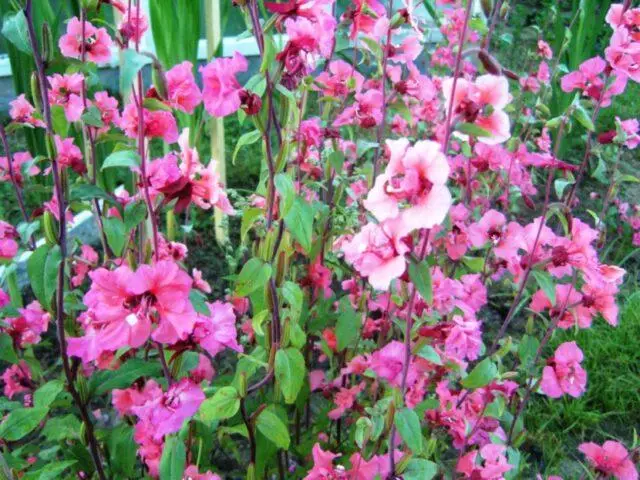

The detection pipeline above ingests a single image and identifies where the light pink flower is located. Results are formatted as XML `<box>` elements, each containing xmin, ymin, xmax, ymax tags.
<box><xmin>118</xmin><ymin>7</ymin><xmax>149</xmax><ymax>43</ymax></box>
<box><xmin>606</xmin><ymin>27</ymin><xmax>640</xmax><ymax>83</ymax></box>
<box><xmin>48</xmin><ymin>73</ymin><xmax>85</xmax><ymax>122</ymax></box>
<box><xmin>183</xmin><ymin>465</ymin><xmax>222</xmax><ymax>480</ymax></box>
<box><xmin>561</xmin><ymin>56</ymin><xmax>628</xmax><ymax>106</ymax></box>
<box><xmin>365</xmin><ymin>138</ymin><xmax>451</xmax><ymax>233</ymax></box>
<box><xmin>59</xmin><ymin>17</ymin><xmax>113</xmax><ymax>64</ymax></box>
<box><xmin>328</xmin><ymin>382</ymin><xmax>365</xmax><ymax>419</ymax></box>
<box><xmin>579</xmin><ymin>440</ymin><xmax>638</xmax><ymax>480</ymax></box>
<box><xmin>0</xmin><ymin>221</ymin><xmax>19</xmax><ymax>259</ymax></box>
<box><xmin>370</xmin><ymin>341</ymin><xmax>409</xmax><ymax>387</ymax></box>
<box><xmin>92</xmin><ymin>91</ymin><xmax>120</xmax><ymax>134</ymax></box>
<box><xmin>166</xmin><ymin>61</ymin><xmax>202</xmax><ymax>114</ymax></box>
<box><xmin>200</xmin><ymin>52</ymin><xmax>248</xmax><ymax>117</ymax></box>
<box><xmin>0</xmin><ymin>152</ymin><xmax>38</xmax><ymax>186</ymax></box>
<box><xmin>55</xmin><ymin>136</ymin><xmax>86</xmax><ymax>174</ymax></box>
<box><xmin>541</xmin><ymin>341</ymin><xmax>587</xmax><ymax>398</ymax></box>
<box><xmin>442</xmin><ymin>74</ymin><xmax>511</xmax><ymax>144</ymax></box>
<box><xmin>4</xmin><ymin>301</ymin><xmax>50</xmax><ymax>348</ymax></box>
<box><xmin>193</xmin><ymin>301</ymin><xmax>242</xmax><ymax>358</ymax></box>
<box><xmin>9</xmin><ymin>95</ymin><xmax>45</xmax><ymax>128</ymax></box>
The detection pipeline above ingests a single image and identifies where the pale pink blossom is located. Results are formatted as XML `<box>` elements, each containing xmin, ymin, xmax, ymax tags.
<box><xmin>579</xmin><ymin>440</ymin><xmax>638</xmax><ymax>480</ymax></box>
<box><xmin>9</xmin><ymin>95</ymin><xmax>45</xmax><ymax>128</ymax></box>
<box><xmin>193</xmin><ymin>301</ymin><xmax>242</xmax><ymax>358</ymax></box>
<box><xmin>541</xmin><ymin>341</ymin><xmax>587</xmax><ymax>398</ymax></box>
<box><xmin>166</xmin><ymin>61</ymin><xmax>202</xmax><ymax>114</ymax></box>
<box><xmin>59</xmin><ymin>17</ymin><xmax>113</xmax><ymax>64</ymax></box>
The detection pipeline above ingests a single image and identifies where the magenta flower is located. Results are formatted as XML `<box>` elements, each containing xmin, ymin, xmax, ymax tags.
<box><xmin>55</xmin><ymin>135</ymin><xmax>86</xmax><ymax>174</ymax></box>
<box><xmin>303</xmin><ymin>443</ymin><xmax>341</xmax><ymax>480</ymax></box>
<box><xmin>561</xmin><ymin>56</ymin><xmax>628</xmax><ymax>107</ymax></box>
<box><xmin>579</xmin><ymin>440</ymin><xmax>638</xmax><ymax>480</ymax></box>
<box><xmin>328</xmin><ymin>382</ymin><xmax>365</xmax><ymax>419</ymax></box>
<box><xmin>166</xmin><ymin>61</ymin><xmax>202</xmax><ymax>114</ymax></box>
<box><xmin>120</xmin><ymin>102</ymin><xmax>179</xmax><ymax>143</ymax></box>
<box><xmin>92</xmin><ymin>91</ymin><xmax>120</xmax><ymax>134</ymax></box>
<box><xmin>200</xmin><ymin>52</ymin><xmax>248</xmax><ymax>117</ymax></box>
<box><xmin>0</xmin><ymin>220</ymin><xmax>19</xmax><ymax>259</ymax></box>
<box><xmin>0</xmin><ymin>151</ymin><xmax>38</xmax><ymax>186</ymax></box>
<box><xmin>1</xmin><ymin>361</ymin><xmax>32</xmax><ymax>399</ymax></box>
<box><xmin>192</xmin><ymin>301</ymin><xmax>242</xmax><ymax>358</ymax></box>
<box><xmin>183</xmin><ymin>465</ymin><xmax>222</xmax><ymax>480</ymax></box>
<box><xmin>4</xmin><ymin>301</ymin><xmax>50</xmax><ymax>348</ymax></box>
<box><xmin>541</xmin><ymin>341</ymin><xmax>587</xmax><ymax>398</ymax></box>
<box><xmin>59</xmin><ymin>17</ymin><xmax>113</xmax><ymax>64</ymax></box>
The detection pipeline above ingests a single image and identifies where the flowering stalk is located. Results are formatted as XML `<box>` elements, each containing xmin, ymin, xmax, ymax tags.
<box><xmin>23</xmin><ymin>2</ymin><xmax>107</xmax><ymax>478</ymax></box>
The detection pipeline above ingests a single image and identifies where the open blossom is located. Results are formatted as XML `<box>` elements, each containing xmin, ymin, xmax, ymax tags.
<box><xmin>118</xmin><ymin>6</ymin><xmax>149</xmax><ymax>43</ymax></box>
<box><xmin>9</xmin><ymin>95</ymin><xmax>45</xmax><ymax>128</ymax></box>
<box><xmin>0</xmin><ymin>151</ymin><xmax>39</xmax><ymax>186</ymax></box>
<box><xmin>315</xmin><ymin>59</ymin><xmax>364</xmax><ymax>97</ymax></box>
<box><xmin>369</xmin><ymin>341</ymin><xmax>408</xmax><ymax>387</ymax></box>
<box><xmin>183</xmin><ymin>465</ymin><xmax>221</xmax><ymax>480</ymax></box>
<box><xmin>333</xmin><ymin>89</ymin><xmax>384</xmax><ymax>128</ymax></box>
<box><xmin>365</xmin><ymin>138</ymin><xmax>451</xmax><ymax>233</ymax></box>
<box><xmin>579</xmin><ymin>441</ymin><xmax>638</xmax><ymax>480</ymax></box>
<box><xmin>442</xmin><ymin>74</ymin><xmax>511</xmax><ymax>144</ymax></box>
<box><xmin>55</xmin><ymin>136</ymin><xmax>86</xmax><ymax>174</ymax></box>
<box><xmin>340</xmin><ymin>218</ymin><xmax>411</xmax><ymax>290</ymax></box>
<box><xmin>72</xmin><ymin>244</ymin><xmax>99</xmax><ymax>287</ymax></box>
<box><xmin>343</xmin><ymin>0</ymin><xmax>386</xmax><ymax>39</ymax></box>
<box><xmin>48</xmin><ymin>73</ymin><xmax>85</xmax><ymax>122</ymax></box>
<box><xmin>192</xmin><ymin>301</ymin><xmax>242</xmax><ymax>358</ymax></box>
<box><xmin>0</xmin><ymin>221</ymin><xmax>19</xmax><ymax>259</ymax></box>
<box><xmin>541</xmin><ymin>341</ymin><xmax>587</xmax><ymax>398</ymax></box>
<box><xmin>166</xmin><ymin>61</ymin><xmax>202</xmax><ymax>114</ymax></box>
<box><xmin>304</xmin><ymin>443</ymin><xmax>341</xmax><ymax>480</ymax></box>
<box><xmin>457</xmin><ymin>444</ymin><xmax>513</xmax><ymax>479</ymax></box>
<box><xmin>606</xmin><ymin>27</ymin><xmax>640</xmax><ymax>83</ymax></box>
<box><xmin>328</xmin><ymin>382</ymin><xmax>365</xmax><ymax>419</ymax></box>
<box><xmin>561</xmin><ymin>56</ymin><xmax>628</xmax><ymax>107</ymax></box>
<box><xmin>2</xmin><ymin>361</ymin><xmax>32</xmax><ymax>399</ymax></box>
<box><xmin>200</xmin><ymin>52</ymin><xmax>248</xmax><ymax>117</ymax></box>
<box><xmin>59</xmin><ymin>17</ymin><xmax>113</xmax><ymax>64</ymax></box>
<box><xmin>4</xmin><ymin>301</ymin><xmax>50</xmax><ymax>348</ymax></box>
<box><xmin>120</xmin><ymin>102</ymin><xmax>179</xmax><ymax>143</ymax></box>
<box><xmin>92</xmin><ymin>91</ymin><xmax>120</xmax><ymax>133</ymax></box>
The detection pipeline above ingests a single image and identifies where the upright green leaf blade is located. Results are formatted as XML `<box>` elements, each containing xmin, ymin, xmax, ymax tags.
<box><xmin>275</xmin><ymin>348</ymin><xmax>306</xmax><ymax>404</ymax></box>
<box><xmin>159</xmin><ymin>436</ymin><xmax>186</xmax><ymax>480</ymax></box>
<box><xmin>394</xmin><ymin>408</ymin><xmax>423</xmax><ymax>454</ymax></box>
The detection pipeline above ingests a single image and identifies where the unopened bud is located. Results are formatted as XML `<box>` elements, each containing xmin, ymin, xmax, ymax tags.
<box><xmin>481</xmin><ymin>0</ymin><xmax>493</xmax><ymax>18</ymax></box>
<box><xmin>275</xmin><ymin>251</ymin><xmax>287</xmax><ymax>286</ymax></box>
<box><xmin>240</xmin><ymin>90</ymin><xmax>262</xmax><ymax>116</ymax></box>
<box><xmin>76</xmin><ymin>374</ymin><xmax>90</xmax><ymax>405</ymax></box>
<box><xmin>281</xmin><ymin>319</ymin><xmax>291</xmax><ymax>348</ymax></box>
<box><xmin>152</xmin><ymin>61</ymin><xmax>167</xmax><ymax>99</ymax></box>
<box><xmin>395</xmin><ymin>453</ymin><xmax>413</xmax><ymax>474</ymax></box>
<box><xmin>30</xmin><ymin>73</ymin><xmax>42</xmax><ymax>113</ymax></box>
<box><xmin>479</xmin><ymin>50</ymin><xmax>502</xmax><ymax>75</ymax></box>
<box><xmin>499</xmin><ymin>1</ymin><xmax>510</xmax><ymax>20</ymax></box>
<box><xmin>246</xmin><ymin>463</ymin><xmax>256</xmax><ymax>480</ymax></box>
<box><xmin>41</xmin><ymin>23</ymin><xmax>54</xmax><ymax>63</ymax></box>
<box><xmin>42</xmin><ymin>211</ymin><xmax>58</xmax><ymax>246</ymax></box>
<box><xmin>239</xmin><ymin>372</ymin><xmax>248</xmax><ymax>398</ymax></box>
<box><xmin>384</xmin><ymin>401</ymin><xmax>396</xmax><ymax>432</ymax></box>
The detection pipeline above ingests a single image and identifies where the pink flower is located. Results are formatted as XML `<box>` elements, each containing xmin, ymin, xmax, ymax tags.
<box><xmin>579</xmin><ymin>441</ymin><xmax>638</xmax><ymax>480</ymax></box>
<box><xmin>606</xmin><ymin>27</ymin><xmax>640</xmax><ymax>83</ymax></box>
<box><xmin>193</xmin><ymin>301</ymin><xmax>242</xmax><ymax>358</ymax></box>
<box><xmin>192</xmin><ymin>268</ymin><xmax>211</xmax><ymax>294</ymax></box>
<box><xmin>0</xmin><ymin>151</ymin><xmax>39</xmax><ymax>186</ymax></box>
<box><xmin>457</xmin><ymin>444</ymin><xmax>513</xmax><ymax>479</ymax></box>
<box><xmin>183</xmin><ymin>465</ymin><xmax>221</xmax><ymax>480</ymax></box>
<box><xmin>304</xmin><ymin>443</ymin><xmax>341</xmax><ymax>480</ymax></box>
<box><xmin>541</xmin><ymin>341</ymin><xmax>587</xmax><ymax>398</ymax></box>
<box><xmin>9</xmin><ymin>95</ymin><xmax>45</xmax><ymax>128</ymax></box>
<box><xmin>364</xmin><ymin>138</ymin><xmax>451</xmax><ymax>233</ymax></box>
<box><xmin>617</xmin><ymin>117</ymin><xmax>640</xmax><ymax>149</ymax></box>
<box><xmin>442</xmin><ymin>74</ymin><xmax>511</xmax><ymax>144</ymax></box>
<box><xmin>344</xmin><ymin>0</ymin><xmax>386</xmax><ymax>39</ymax></box>
<box><xmin>340</xmin><ymin>218</ymin><xmax>411</xmax><ymax>290</ymax></box>
<box><xmin>59</xmin><ymin>17</ymin><xmax>113</xmax><ymax>64</ymax></box>
<box><xmin>4</xmin><ymin>301</ymin><xmax>50</xmax><ymax>348</ymax></box>
<box><xmin>1</xmin><ymin>361</ymin><xmax>32</xmax><ymax>399</ymax></box>
<box><xmin>468</xmin><ymin>209</ymin><xmax>507</xmax><ymax>248</ymax></box>
<box><xmin>72</xmin><ymin>244</ymin><xmax>99</xmax><ymax>287</ymax></box>
<box><xmin>561</xmin><ymin>56</ymin><xmax>628</xmax><ymax>106</ymax></box>
<box><xmin>333</xmin><ymin>89</ymin><xmax>383</xmax><ymax>128</ymax></box>
<box><xmin>348</xmin><ymin>452</ymin><xmax>400</xmax><ymax>480</ymax></box>
<box><xmin>55</xmin><ymin>135</ymin><xmax>86</xmax><ymax>174</ymax></box>
<box><xmin>200</xmin><ymin>52</ymin><xmax>248</xmax><ymax>117</ymax></box>
<box><xmin>537</xmin><ymin>40</ymin><xmax>553</xmax><ymax>59</ymax></box>
<box><xmin>166</xmin><ymin>61</ymin><xmax>202</xmax><ymax>114</ymax></box>
<box><xmin>328</xmin><ymin>382</ymin><xmax>365</xmax><ymax>419</ymax></box>
<box><xmin>370</xmin><ymin>341</ymin><xmax>408</xmax><ymax>387</ymax></box>
<box><xmin>92</xmin><ymin>91</ymin><xmax>120</xmax><ymax>134</ymax></box>
<box><xmin>315</xmin><ymin>60</ymin><xmax>364</xmax><ymax>97</ymax></box>
<box><xmin>445</xmin><ymin>315</ymin><xmax>482</xmax><ymax>361</ymax></box>
<box><xmin>118</xmin><ymin>7</ymin><xmax>149</xmax><ymax>43</ymax></box>
<box><xmin>48</xmin><ymin>73</ymin><xmax>85</xmax><ymax>122</ymax></box>
<box><xmin>0</xmin><ymin>221</ymin><xmax>19</xmax><ymax>259</ymax></box>
<box><xmin>120</xmin><ymin>102</ymin><xmax>179</xmax><ymax>143</ymax></box>
<box><xmin>190</xmin><ymin>354</ymin><xmax>215</xmax><ymax>383</ymax></box>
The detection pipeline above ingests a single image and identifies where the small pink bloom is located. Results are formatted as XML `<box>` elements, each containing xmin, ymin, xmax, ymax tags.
<box><xmin>192</xmin><ymin>268</ymin><xmax>211</xmax><ymax>294</ymax></box>
<box><xmin>59</xmin><ymin>17</ymin><xmax>113</xmax><ymax>64</ymax></box>
<box><xmin>166</xmin><ymin>61</ymin><xmax>202</xmax><ymax>114</ymax></box>
<box><xmin>304</xmin><ymin>443</ymin><xmax>341</xmax><ymax>480</ymax></box>
<box><xmin>541</xmin><ymin>341</ymin><xmax>587</xmax><ymax>398</ymax></box>
<box><xmin>328</xmin><ymin>382</ymin><xmax>365</xmax><ymax>419</ymax></box>
<box><xmin>2</xmin><ymin>361</ymin><xmax>32</xmax><ymax>399</ymax></box>
<box><xmin>183</xmin><ymin>465</ymin><xmax>222</xmax><ymax>480</ymax></box>
<box><xmin>92</xmin><ymin>91</ymin><xmax>120</xmax><ymax>134</ymax></box>
<box><xmin>0</xmin><ymin>151</ymin><xmax>39</xmax><ymax>186</ymax></box>
<box><xmin>0</xmin><ymin>221</ymin><xmax>19</xmax><ymax>259</ymax></box>
<box><xmin>538</xmin><ymin>40</ymin><xmax>553</xmax><ymax>59</ymax></box>
<box><xmin>120</xmin><ymin>103</ymin><xmax>179</xmax><ymax>143</ymax></box>
<box><xmin>190</xmin><ymin>354</ymin><xmax>215</xmax><ymax>383</ymax></box>
<box><xmin>9</xmin><ymin>95</ymin><xmax>45</xmax><ymax>128</ymax></box>
<box><xmin>579</xmin><ymin>441</ymin><xmax>638</xmax><ymax>480</ymax></box>
<box><xmin>4</xmin><ymin>301</ymin><xmax>50</xmax><ymax>348</ymax></box>
<box><xmin>48</xmin><ymin>73</ymin><xmax>85</xmax><ymax>122</ymax></box>
<box><xmin>200</xmin><ymin>52</ymin><xmax>248</xmax><ymax>117</ymax></box>
<box><xmin>55</xmin><ymin>135</ymin><xmax>86</xmax><ymax>174</ymax></box>
<box><xmin>193</xmin><ymin>301</ymin><xmax>242</xmax><ymax>358</ymax></box>
<box><xmin>118</xmin><ymin>7</ymin><xmax>149</xmax><ymax>43</ymax></box>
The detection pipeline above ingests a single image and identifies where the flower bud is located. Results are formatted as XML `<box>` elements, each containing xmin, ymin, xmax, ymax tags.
<box><xmin>30</xmin><ymin>73</ymin><xmax>42</xmax><ymax>113</ymax></box>
<box><xmin>246</xmin><ymin>463</ymin><xmax>256</xmax><ymax>480</ymax></box>
<box><xmin>76</xmin><ymin>374</ymin><xmax>90</xmax><ymax>405</ymax></box>
<box><xmin>43</xmin><ymin>211</ymin><xmax>58</xmax><ymax>246</ymax></box>
<box><xmin>239</xmin><ymin>372</ymin><xmax>248</xmax><ymax>398</ymax></box>
<box><xmin>275</xmin><ymin>251</ymin><xmax>287</xmax><ymax>286</ymax></box>
<box><xmin>479</xmin><ymin>50</ymin><xmax>502</xmax><ymax>75</ymax></box>
<box><xmin>389</xmin><ymin>11</ymin><xmax>407</xmax><ymax>29</ymax></box>
<box><xmin>41</xmin><ymin>22</ymin><xmax>54</xmax><ymax>64</ymax></box>
<box><xmin>166</xmin><ymin>209</ymin><xmax>177</xmax><ymax>241</ymax></box>
<box><xmin>280</xmin><ymin>319</ymin><xmax>291</xmax><ymax>348</ymax></box>
<box><xmin>152</xmin><ymin>61</ymin><xmax>168</xmax><ymax>99</ymax></box>
<box><xmin>481</xmin><ymin>0</ymin><xmax>493</xmax><ymax>18</ymax></box>
<box><xmin>395</xmin><ymin>453</ymin><xmax>413</xmax><ymax>474</ymax></box>
<box><xmin>240</xmin><ymin>90</ymin><xmax>262</xmax><ymax>116</ymax></box>
<box><xmin>499</xmin><ymin>1</ymin><xmax>510</xmax><ymax>20</ymax></box>
<box><xmin>384</xmin><ymin>401</ymin><xmax>396</xmax><ymax>432</ymax></box>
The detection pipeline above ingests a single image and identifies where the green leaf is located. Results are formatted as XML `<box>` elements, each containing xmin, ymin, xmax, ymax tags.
<box><xmin>143</xmin><ymin>98</ymin><xmax>172</xmax><ymax>112</ymax></box>
<box><xmin>403</xmin><ymin>459</ymin><xmax>438</xmax><ymax>480</ymax></box>
<box><xmin>456</xmin><ymin>123</ymin><xmax>492</xmax><ymax>138</ymax></box>
<box><xmin>408</xmin><ymin>261</ymin><xmax>433</xmax><ymax>303</ymax></box>
<box><xmin>518</xmin><ymin>335</ymin><xmax>540</xmax><ymax>369</ymax></box>
<box><xmin>199</xmin><ymin>386</ymin><xmax>240</xmax><ymax>422</ymax></box>
<box><xmin>22</xmin><ymin>460</ymin><xmax>77</xmax><ymax>480</ymax></box>
<box><xmin>81</xmin><ymin>105</ymin><xmax>104</xmax><ymax>127</ymax></box>
<box><xmin>416</xmin><ymin>344</ymin><xmax>442</xmax><ymax>365</ymax></box>
<box><xmin>274</xmin><ymin>173</ymin><xmax>296</xmax><ymax>217</ymax></box>
<box><xmin>234</xmin><ymin>258</ymin><xmax>272</xmax><ymax>297</ymax></box>
<box><xmin>159</xmin><ymin>436</ymin><xmax>186</xmax><ymax>480</ymax></box>
<box><xmin>284</xmin><ymin>198</ymin><xmax>313</xmax><ymax>253</ymax></box>
<box><xmin>91</xmin><ymin>359</ymin><xmax>161</xmax><ymax>395</ymax></box>
<box><xmin>394</xmin><ymin>408</ymin><xmax>423</xmax><ymax>454</ymax></box>
<box><xmin>336</xmin><ymin>297</ymin><xmax>359</xmax><ymax>351</ymax></box>
<box><xmin>51</xmin><ymin>105</ymin><xmax>69</xmax><ymax>137</ymax></box>
<box><xmin>256</xmin><ymin>407</ymin><xmax>290</xmax><ymax>449</ymax></box>
<box><xmin>34</xmin><ymin>380</ymin><xmax>64</xmax><ymax>408</ymax></box>
<box><xmin>101</xmin><ymin>150</ymin><xmax>141</xmax><ymax>171</ymax></box>
<box><xmin>69</xmin><ymin>184</ymin><xmax>115</xmax><ymax>204</ymax></box>
<box><xmin>241</xmin><ymin>207</ymin><xmax>263</xmax><ymax>243</ymax></box>
<box><xmin>355</xmin><ymin>417</ymin><xmax>373</xmax><ymax>449</ymax></box>
<box><xmin>124</xmin><ymin>201</ymin><xmax>148</xmax><ymax>231</ymax></box>
<box><xmin>461</xmin><ymin>358</ymin><xmax>498</xmax><ymax>389</ymax></box>
<box><xmin>232</xmin><ymin>130</ymin><xmax>262</xmax><ymax>165</ymax></box>
<box><xmin>532</xmin><ymin>270</ymin><xmax>556</xmax><ymax>306</ymax></box>
<box><xmin>0</xmin><ymin>334</ymin><xmax>19</xmax><ymax>364</ymax></box>
<box><xmin>0</xmin><ymin>407</ymin><xmax>48</xmax><ymax>441</ymax></box>
<box><xmin>103</xmin><ymin>217</ymin><xmax>126</xmax><ymax>256</ymax></box>
<box><xmin>43</xmin><ymin>246</ymin><xmax>61</xmax><ymax>307</ymax></box>
<box><xmin>275</xmin><ymin>348</ymin><xmax>306</xmax><ymax>404</ymax></box>
<box><xmin>572</xmin><ymin>104</ymin><xmax>595</xmax><ymax>131</ymax></box>
<box><xmin>189</xmin><ymin>290</ymin><xmax>210</xmax><ymax>315</ymax></box>
<box><xmin>281</xmin><ymin>281</ymin><xmax>303</xmax><ymax>323</ymax></box>
<box><xmin>119</xmin><ymin>49</ymin><xmax>152</xmax><ymax>99</ymax></box>
<box><xmin>1</xmin><ymin>11</ymin><xmax>31</xmax><ymax>54</ymax></box>
<box><xmin>41</xmin><ymin>414</ymin><xmax>81</xmax><ymax>441</ymax></box>
<box><xmin>27</xmin><ymin>245</ymin><xmax>48</xmax><ymax>307</ymax></box>
<box><xmin>623</xmin><ymin>291</ymin><xmax>640</xmax><ymax>325</ymax></box>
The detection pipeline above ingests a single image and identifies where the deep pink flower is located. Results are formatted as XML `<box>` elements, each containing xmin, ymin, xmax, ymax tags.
<box><xmin>315</xmin><ymin>60</ymin><xmax>365</xmax><ymax>97</ymax></box>
<box><xmin>192</xmin><ymin>268</ymin><xmax>211</xmax><ymax>294</ymax></box>
<box><xmin>328</xmin><ymin>382</ymin><xmax>365</xmax><ymax>419</ymax></box>
<box><xmin>333</xmin><ymin>89</ymin><xmax>383</xmax><ymax>128</ymax></box>
<box><xmin>0</xmin><ymin>221</ymin><xmax>19</xmax><ymax>259</ymax></box>
<box><xmin>538</xmin><ymin>40</ymin><xmax>553</xmax><ymax>59</ymax></box>
<box><xmin>365</xmin><ymin>138</ymin><xmax>451</xmax><ymax>233</ymax></box>
<box><xmin>120</xmin><ymin>102</ymin><xmax>179</xmax><ymax>143</ymax></box>
<box><xmin>48</xmin><ymin>73</ymin><xmax>85</xmax><ymax>122</ymax></box>
<box><xmin>118</xmin><ymin>7</ymin><xmax>149</xmax><ymax>43</ymax></box>
<box><xmin>606</xmin><ymin>28</ymin><xmax>640</xmax><ymax>83</ymax></box>
<box><xmin>190</xmin><ymin>354</ymin><xmax>215</xmax><ymax>383</ymax></box>
<box><xmin>9</xmin><ymin>95</ymin><xmax>45</xmax><ymax>128</ymax></box>
<box><xmin>59</xmin><ymin>17</ymin><xmax>113</xmax><ymax>64</ymax></box>
<box><xmin>304</xmin><ymin>443</ymin><xmax>341</xmax><ymax>480</ymax></box>
<box><xmin>4</xmin><ymin>301</ymin><xmax>50</xmax><ymax>348</ymax></box>
<box><xmin>0</xmin><ymin>152</ymin><xmax>38</xmax><ymax>186</ymax></box>
<box><xmin>183</xmin><ymin>465</ymin><xmax>222</xmax><ymax>480</ymax></box>
<box><xmin>370</xmin><ymin>341</ymin><xmax>409</xmax><ymax>387</ymax></box>
<box><xmin>166</xmin><ymin>61</ymin><xmax>202</xmax><ymax>114</ymax></box>
<box><xmin>541</xmin><ymin>341</ymin><xmax>587</xmax><ymax>398</ymax></box>
<box><xmin>200</xmin><ymin>52</ymin><xmax>248</xmax><ymax>117</ymax></box>
<box><xmin>579</xmin><ymin>441</ymin><xmax>638</xmax><ymax>480</ymax></box>
<box><xmin>1</xmin><ymin>361</ymin><xmax>32</xmax><ymax>399</ymax></box>
<box><xmin>457</xmin><ymin>444</ymin><xmax>513</xmax><ymax>479</ymax></box>
<box><xmin>192</xmin><ymin>301</ymin><xmax>242</xmax><ymax>358</ymax></box>
<box><xmin>343</xmin><ymin>0</ymin><xmax>386</xmax><ymax>39</ymax></box>
<box><xmin>561</xmin><ymin>56</ymin><xmax>629</xmax><ymax>106</ymax></box>
<box><xmin>55</xmin><ymin>136</ymin><xmax>86</xmax><ymax>174</ymax></box>
<box><xmin>72</xmin><ymin>244</ymin><xmax>99</xmax><ymax>287</ymax></box>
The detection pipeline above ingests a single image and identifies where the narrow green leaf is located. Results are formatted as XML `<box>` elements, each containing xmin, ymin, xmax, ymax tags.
<box><xmin>408</xmin><ymin>261</ymin><xmax>433</xmax><ymax>303</ymax></box>
<box><xmin>284</xmin><ymin>198</ymin><xmax>313</xmax><ymax>253</ymax></box>
<box><xmin>0</xmin><ymin>407</ymin><xmax>48</xmax><ymax>441</ymax></box>
<box><xmin>232</xmin><ymin>130</ymin><xmax>262</xmax><ymax>165</ymax></box>
<box><xmin>456</xmin><ymin>122</ymin><xmax>492</xmax><ymax>138</ymax></box>
<box><xmin>336</xmin><ymin>297</ymin><xmax>359</xmax><ymax>351</ymax></box>
<box><xmin>27</xmin><ymin>245</ymin><xmax>49</xmax><ymax>307</ymax></box>
<box><xmin>0</xmin><ymin>334</ymin><xmax>19</xmax><ymax>364</ymax></box>
<box><xmin>532</xmin><ymin>270</ymin><xmax>556</xmax><ymax>306</ymax></box>
<box><xmin>22</xmin><ymin>460</ymin><xmax>77</xmax><ymax>480</ymax></box>
<box><xmin>43</xmin><ymin>246</ymin><xmax>61</xmax><ymax>307</ymax></box>
<box><xmin>91</xmin><ymin>359</ymin><xmax>161</xmax><ymax>395</ymax></box>
<box><xmin>103</xmin><ymin>217</ymin><xmax>126</xmax><ymax>256</ymax></box>
<box><xmin>159</xmin><ymin>436</ymin><xmax>186</xmax><ymax>480</ymax></box>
